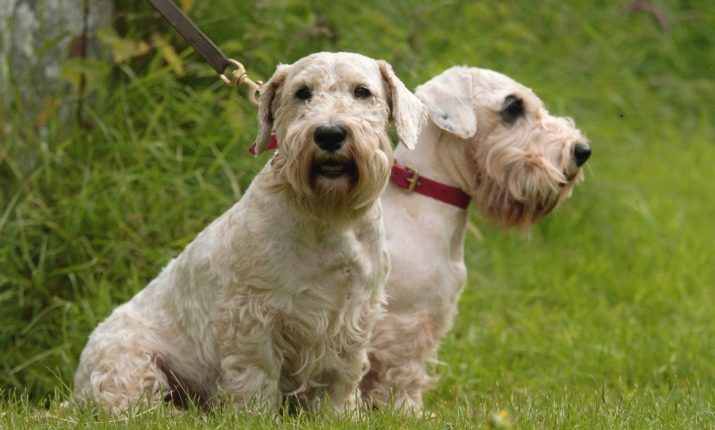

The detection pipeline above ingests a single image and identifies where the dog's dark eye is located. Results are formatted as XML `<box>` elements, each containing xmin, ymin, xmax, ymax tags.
<box><xmin>501</xmin><ymin>95</ymin><xmax>524</xmax><ymax>124</ymax></box>
<box><xmin>353</xmin><ymin>86</ymin><xmax>372</xmax><ymax>99</ymax></box>
<box><xmin>295</xmin><ymin>86</ymin><xmax>312</xmax><ymax>101</ymax></box>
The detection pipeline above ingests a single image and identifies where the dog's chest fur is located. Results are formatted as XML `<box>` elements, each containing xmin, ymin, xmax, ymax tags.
<box><xmin>113</xmin><ymin>174</ymin><xmax>388</xmax><ymax>402</ymax></box>
<box><xmin>210</xmin><ymin>176</ymin><xmax>388</xmax><ymax>394</ymax></box>
<box><xmin>256</xmin><ymin>186</ymin><xmax>387</xmax><ymax>329</ymax></box>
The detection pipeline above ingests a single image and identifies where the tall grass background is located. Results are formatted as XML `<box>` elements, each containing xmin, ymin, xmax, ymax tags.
<box><xmin>1</xmin><ymin>0</ymin><xmax>714</xmax><ymax>427</ymax></box>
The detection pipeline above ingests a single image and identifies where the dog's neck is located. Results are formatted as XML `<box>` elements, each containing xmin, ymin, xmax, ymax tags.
<box><xmin>393</xmin><ymin>120</ymin><xmax>475</xmax><ymax>197</ymax></box>
<box><xmin>385</xmin><ymin>120</ymin><xmax>473</xmax><ymax>264</ymax></box>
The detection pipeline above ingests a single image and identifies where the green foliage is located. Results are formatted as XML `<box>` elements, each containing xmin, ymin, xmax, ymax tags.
<box><xmin>1</xmin><ymin>0</ymin><xmax>714</xmax><ymax>427</ymax></box>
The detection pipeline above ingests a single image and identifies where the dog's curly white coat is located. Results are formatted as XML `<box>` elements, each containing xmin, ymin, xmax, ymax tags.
<box><xmin>73</xmin><ymin>52</ymin><xmax>426</xmax><ymax>413</ymax></box>
<box><xmin>361</xmin><ymin>66</ymin><xmax>590</xmax><ymax>410</ymax></box>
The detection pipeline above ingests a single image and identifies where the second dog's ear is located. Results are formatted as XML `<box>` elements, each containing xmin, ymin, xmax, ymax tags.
<box><xmin>378</xmin><ymin>60</ymin><xmax>426</xmax><ymax>150</ymax></box>
<box><xmin>415</xmin><ymin>67</ymin><xmax>477</xmax><ymax>139</ymax></box>
<box><xmin>253</xmin><ymin>65</ymin><xmax>289</xmax><ymax>155</ymax></box>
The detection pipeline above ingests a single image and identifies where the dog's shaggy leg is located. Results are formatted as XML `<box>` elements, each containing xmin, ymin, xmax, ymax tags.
<box><xmin>74</xmin><ymin>331</ymin><xmax>171</xmax><ymax>413</ymax></box>
<box><xmin>217</xmin><ymin>363</ymin><xmax>281</xmax><ymax>412</ymax></box>
<box><xmin>363</xmin><ymin>357</ymin><xmax>430</xmax><ymax>411</ymax></box>
<box><xmin>361</xmin><ymin>312</ymin><xmax>439</xmax><ymax>412</ymax></box>
<box><xmin>215</xmin><ymin>319</ymin><xmax>282</xmax><ymax>412</ymax></box>
<box><xmin>324</xmin><ymin>351</ymin><xmax>370</xmax><ymax>413</ymax></box>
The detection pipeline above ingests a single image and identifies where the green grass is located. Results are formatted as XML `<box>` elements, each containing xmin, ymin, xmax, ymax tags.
<box><xmin>2</xmin><ymin>0</ymin><xmax>714</xmax><ymax>428</ymax></box>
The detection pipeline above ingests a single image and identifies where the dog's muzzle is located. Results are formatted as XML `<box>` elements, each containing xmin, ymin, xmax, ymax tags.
<box><xmin>312</xmin><ymin>157</ymin><xmax>356</xmax><ymax>179</ymax></box>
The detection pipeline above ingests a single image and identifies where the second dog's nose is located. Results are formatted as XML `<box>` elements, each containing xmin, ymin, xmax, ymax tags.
<box><xmin>573</xmin><ymin>143</ymin><xmax>592</xmax><ymax>167</ymax></box>
<box><xmin>314</xmin><ymin>125</ymin><xmax>346</xmax><ymax>152</ymax></box>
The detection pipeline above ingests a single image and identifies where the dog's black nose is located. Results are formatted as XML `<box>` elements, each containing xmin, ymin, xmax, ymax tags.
<box><xmin>314</xmin><ymin>125</ymin><xmax>346</xmax><ymax>152</ymax></box>
<box><xmin>573</xmin><ymin>143</ymin><xmax>592</xmax><ymax>167</ymax></box>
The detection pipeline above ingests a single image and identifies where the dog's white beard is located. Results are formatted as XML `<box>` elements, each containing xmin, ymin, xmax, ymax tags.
<box><xmin>271</xmin><ymin>126</ymin><xmax>392</xmax><ymax>224</ymax></box>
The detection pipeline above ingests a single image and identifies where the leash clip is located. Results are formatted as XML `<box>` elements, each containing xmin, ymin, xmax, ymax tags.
<box><xmin>220</xmin><ymin>58</ymin><xmax>262</xmax><ymax>107</ymax></box>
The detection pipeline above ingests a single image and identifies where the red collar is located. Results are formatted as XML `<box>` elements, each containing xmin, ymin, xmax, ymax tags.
<box><xmin>390</xmin><ymin>162</ymin><xmax>471</xmax><ymax>209</ymax></box>
<box><xmin>248</xmin><ymin>137</ymin><xmax>470</xmax><ymax>209</ymax></box>
<box><xmin>249</xmin><ymin>134</ymin><xmax>279</xmax><ymax>155</ymax></box>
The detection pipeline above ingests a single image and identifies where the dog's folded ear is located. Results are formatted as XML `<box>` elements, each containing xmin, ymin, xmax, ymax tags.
<box><xmin>253</xmin><ymin>65</ymin><xmax>289</xmax><ymax>155</ymax></box>
<box><xmin>415</xmin><ymin>67</ymin><xmax>477</xmax><ymax>140</ymax></box>
<box><xmin>378</xmin><ymin>61</ymin><xmax>426</xmax><ymax>150</ymax></box>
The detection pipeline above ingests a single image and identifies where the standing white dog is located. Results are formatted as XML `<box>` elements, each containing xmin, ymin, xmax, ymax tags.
<box><xmin>361</xmin><ymin>66</ymin><xmax>591</xmax><ymax>411</ymax></box>
<box><xmin>74</xmin><ymin>52</ymin><xmax>425</xmax><ymax>413</ymax></box>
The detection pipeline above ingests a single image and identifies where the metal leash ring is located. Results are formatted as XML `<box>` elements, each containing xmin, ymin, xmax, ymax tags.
<box><xmin>220</xmin><ymin>59</ymin><xmax>262</xmax><ymax>107</ymax></box>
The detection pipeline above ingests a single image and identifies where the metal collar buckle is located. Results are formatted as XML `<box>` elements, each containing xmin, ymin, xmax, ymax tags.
<box><xmin>404</xmin><ymin>165</ymin><xmax>420</xmax><ymax>191</ymax></box>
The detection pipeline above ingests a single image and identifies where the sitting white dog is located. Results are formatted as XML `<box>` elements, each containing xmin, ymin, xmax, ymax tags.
<box><xmin>74</xmin><ymin>52</ymin><xmax>425</xmax><ymax>413</ymax></box>
<box><xmin>361</xmin><ymin>66</ymin><xmax>591</xmax><ymax>411</ymax></box>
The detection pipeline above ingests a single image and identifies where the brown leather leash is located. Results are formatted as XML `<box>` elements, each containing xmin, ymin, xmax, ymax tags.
<box><xmin>146</xmin><ymin>0</ymin><xmax>261</xmax><ymax>106</ymax></box>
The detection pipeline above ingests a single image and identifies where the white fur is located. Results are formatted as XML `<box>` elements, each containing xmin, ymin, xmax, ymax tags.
<box><xmin>74</xmin><ymin>52</ymin><xmax>426</xmax><ymax>414</ymax></box>
<box><xmin>361</xmin><ymin>66</ymin><xmax>590</xmax><ymax>411</ymax></box>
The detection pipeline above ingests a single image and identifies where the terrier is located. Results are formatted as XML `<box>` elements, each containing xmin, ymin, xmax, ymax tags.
<box><xmin>74</xmin><ymin>52</ymin><xmax>426</xmax><ymax>413</ymax></box>
<box><xmin>361</xmin><ymin>66</ymin><xmax>591</xmax><ymax>411</ymax></box>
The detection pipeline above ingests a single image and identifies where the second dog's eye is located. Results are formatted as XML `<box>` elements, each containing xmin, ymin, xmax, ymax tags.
<box><xmin>295</xmin><ymin>86</ymin><xmax>312</xmax><ymax>100</ymax></box>
<box><xmin>501</xmin><ymin>94</ymin><xmax>525</xmax><ymax>124</ymax></box>
<box><xmin>353</xmin><ymin>86</ymin><xmax>372</xmax><ymax>99</ymax></box>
